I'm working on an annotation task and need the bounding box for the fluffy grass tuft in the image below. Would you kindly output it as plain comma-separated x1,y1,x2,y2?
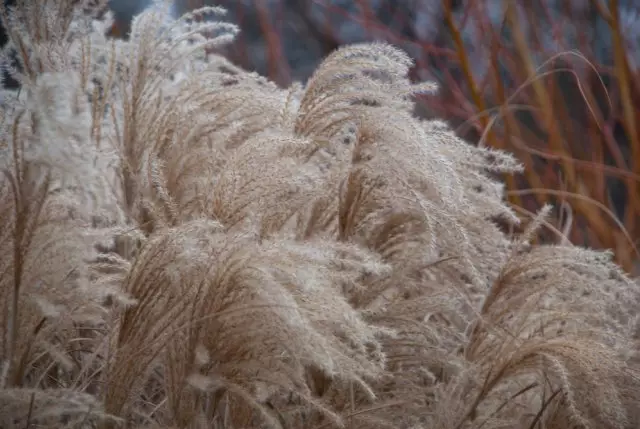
0,1,639,429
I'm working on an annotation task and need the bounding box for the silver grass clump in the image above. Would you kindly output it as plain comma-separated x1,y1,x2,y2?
0,1,639,429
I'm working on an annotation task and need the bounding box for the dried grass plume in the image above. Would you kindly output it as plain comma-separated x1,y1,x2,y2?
0,1,639,428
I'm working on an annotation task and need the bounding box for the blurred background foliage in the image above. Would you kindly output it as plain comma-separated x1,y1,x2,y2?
11,0,640,273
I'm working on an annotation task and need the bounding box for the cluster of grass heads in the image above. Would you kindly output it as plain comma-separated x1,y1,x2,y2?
1,1,640,428
214,0,640,273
